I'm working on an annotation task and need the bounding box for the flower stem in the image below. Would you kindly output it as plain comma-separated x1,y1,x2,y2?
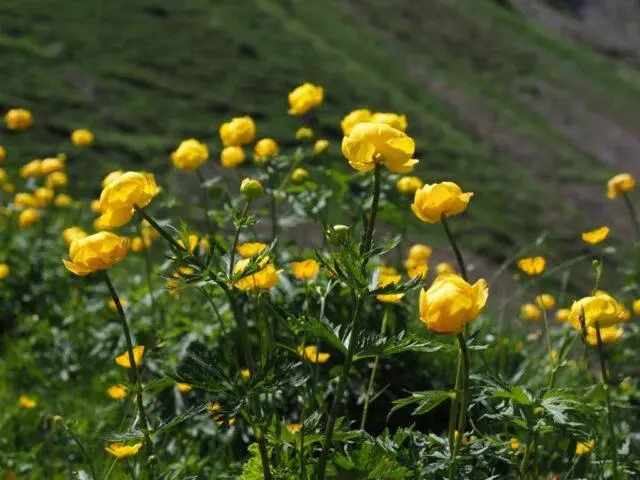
595,322,619,479
63,423,98,480
441,215,467,281
537,289,554,385
360,164,382,259
449,332,470,479
622,192,640,242
196,168,214,236
103,272,154,480
228,200,251,277
360,306,389,430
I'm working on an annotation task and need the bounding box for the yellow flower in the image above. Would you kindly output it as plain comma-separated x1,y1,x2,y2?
107,298,127,310
240,369,251,379
298,345,330,363
516,257,546,276
569,295,627,329
253,138,279,163
556,308,570,323
582,226,610,244
71,129,94,147
199,237,210,251
98,172,157,228
40,157,65,175
411,182,472,223
0,145,5,163
520,303,541,321
63,231,128,276
436,262,455,275
20,159,43,178
62,226,88,247
0,263,9,280
371,112,408,132
509,437,520,451
106,384,128,400
585,325,623,346
105,443,143,459
342,122,418,173
237,242,267,258
295,127,314,140
177,383,193,393
376,272,404,304
18,208,40,228
233,257,280,291
396,176,423,195
291,259,320,280
5,109,32,131
102,170,124,187
535,294,556,310
220,116,256,147
575,439,595,456
288,83,324,115
178,234,199,253
19,395,37,409
240,178,264,199
34,187,54,207
286,423,301,433
14,192,37,208
219,146,245,169
131,237,144,252
419,274,488,333
607,173,635,199
314,139,329,153
114,346,145,368
208,401,221,413
341,109,372,135
405,259,429,279
90,199,102,213
46,172,68,189
408,244,432,263
171,139,209,171
291,168,309,184
633,299,640,315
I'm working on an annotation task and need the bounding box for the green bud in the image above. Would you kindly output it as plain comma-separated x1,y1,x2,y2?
240,178,264,199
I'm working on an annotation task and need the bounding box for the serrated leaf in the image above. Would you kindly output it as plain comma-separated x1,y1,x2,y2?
389,390,454,417
354,331,452,361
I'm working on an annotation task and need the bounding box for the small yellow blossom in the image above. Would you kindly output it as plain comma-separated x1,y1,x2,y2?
240,369,251,379
0,264,9,280
220,146,246,168
535,294,556,310
396,176,423,195
287,423,301,433
298,345,330,363
295,127,313,140
253,138,279,163
178,234,199,253
520,303,542,321
582,226,610,244
412,182,472,222
291,259,320,280
556,308,570,323
54,194,72,207
5,109,32,130
509,438,520,451
177,383,193,393
107,298,127,310
288,83,324,116
19,396,37,409
237,242,267,258
71,129,94,147
107,385,128,400
220,117,256,147
171,139,209,171
314,139,329,153
607,173,635,199
291,168,309,184
105,443,143,459
18,208,40,228
516,257,546,276
436,262,455,275
575,439,596,456
114,346,145,368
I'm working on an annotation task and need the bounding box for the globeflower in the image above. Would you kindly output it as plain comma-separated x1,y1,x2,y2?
419,274,488,333
411,182,472,223
71,129,94,147
341,109,372,135
291,168,309,184
45,171,68,189
171,139,209,171
40,157,65,175
556,308,570,323
314,139,329,153
63,232,129,276
575,439,595,456
298,345,330,363
288,83,324,115
582,226,610,244
585,325,623,346
291,259,320,280
0,263,9,280
535,294,556,309
607,173,635,199
98,172,157,228
234,257,281,291
295,127,313,140
253,138,279,163
177,383,193,393
102,170,124,187
240,178,264,199
105,443,143,459
114,345,145,368
54,194,72,207
220,146,246,168
520,303,541,321
569,294,627,328
18,208,40,228
397,176,423,195
62,226,88,247
237,242,267,258
5,108,32,130
516,257,546,276
34,187,54,207
20,160,43,178
376,271,404,304
19,395,37,409
371,112,408,132
106,384,128,399
436,262,455,275
220,116,256,147
342,122,418,173
14,192,37,208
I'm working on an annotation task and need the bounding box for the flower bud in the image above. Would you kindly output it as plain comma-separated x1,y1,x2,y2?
240,178,264,199
326,224,349,245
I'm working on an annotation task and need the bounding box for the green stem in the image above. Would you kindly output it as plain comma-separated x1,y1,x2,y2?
229,200,251,277
196,168,213,236
595,322,619,479
64,423,98,480
536,289,554,384
360,164,381,259
449,333,470,479
360,307,389,429
138,224,162,336
441,215,467,281
622,192,640,241
104,272,154,480
447,350,462,454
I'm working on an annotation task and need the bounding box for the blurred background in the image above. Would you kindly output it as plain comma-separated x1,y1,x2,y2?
2,0,640,285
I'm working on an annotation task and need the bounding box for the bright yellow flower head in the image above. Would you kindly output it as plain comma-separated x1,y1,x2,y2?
105,443,143,459
18,208,40,228
178,234,199,253
341,109,372,135
107,384,128,399
220,146,246,168
71,129,94,147
314,139,329,153
286,423,301,433
581,226,610,244
607,173,635,199
40,157,65,175
411,182,472,223
240,369,251,379
62,226,88,247
585,325,623,346
288,83,324,116
63,231,129,276
342,122,418,173
0,263,9,280
397,176,424,195
237,242,267,258
371,112,408,132
291,259,320,280
114,345,145,368
20,159,43,178
516,257,546,276
520,303,542,321
509,437,520,451
177,383,193,393
233,257,281,291
556,308,570,323
408,244,432,263
54,194,72,207
253,138,279,164
34,187,54,207
405,259,429,279
298,345,330,363
419,274,488,333
569,294,627,328
171,139,209,171
5,109,33,131
575,439,596,456
45,171,68,189
130,237,144,252
102,170,124,188
535,294,556,310
19,395,37,409
291,168,309,184
295,127,314,140
376,272,404,304
14,192,37,208
220,116,256,147
98,172,157,228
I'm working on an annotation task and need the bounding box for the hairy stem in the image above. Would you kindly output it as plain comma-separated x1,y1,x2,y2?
595,322,619,479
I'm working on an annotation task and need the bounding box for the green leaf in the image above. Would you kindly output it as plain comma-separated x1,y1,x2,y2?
389,390,454,418
354,331,452,361
492,386,532,406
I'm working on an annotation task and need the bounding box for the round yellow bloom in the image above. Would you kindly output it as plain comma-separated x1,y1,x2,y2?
516,257,546,276
436,262,455,275
114,345,145,368
520,303,542,321
19,395,37,409
34,187,54,207
569,294,627,328
5,109,32,131
371,112,408,132
130,237,144,252
509,438,520,451
20,160,43,178
585,325,623,346
237,242,267,258
177,383,193,393
62,227,88,247
40,157,65,175
397,176,423,195
607,173,635,199
376,272,404,304
291,259,320,280
419,274,488,333
408,244,432,263
234,257,280,291
288,83,324,116
102,170,124,187
405,259,429,279
342,122,418,173
45,171,68,189
291,168,309,184
71,129,94,147
18,208,40,228
575,439,595,456
99,172,157,228
240,178,264,199
63,231,128,276
0,145,5,163
220,116,256,147
581,226,610,244
314,139,329,153
14,192,37,208
171,139,208,171
220,146,246,169
241,369,251,379
0,263,9,280
253,138,279,163
535,294,556,310
105,443,143,459
412,182,472,223
286,423,301,433
107,384,128,399
295,127,314,140
54,194,72,207
341,109,372,135
556,308,570,323
298,345,330,363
